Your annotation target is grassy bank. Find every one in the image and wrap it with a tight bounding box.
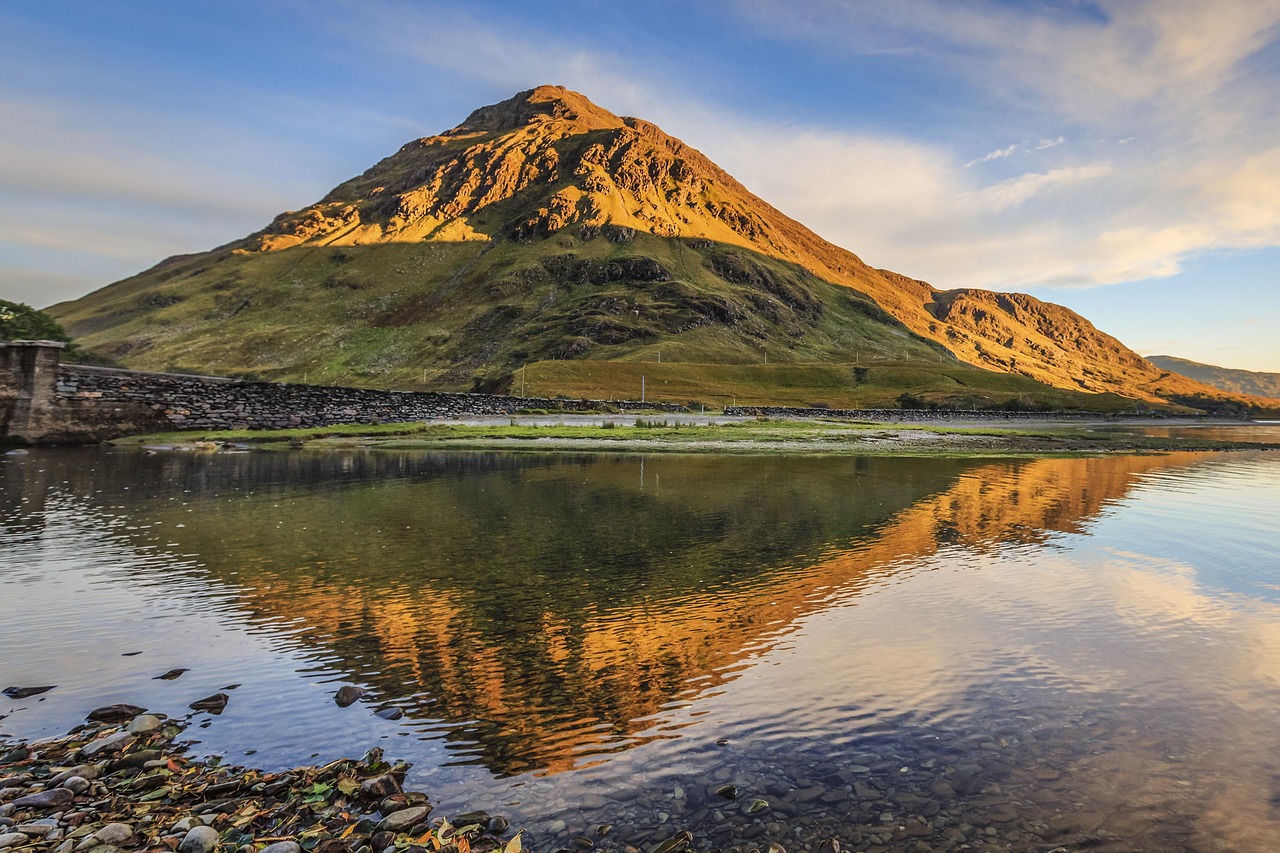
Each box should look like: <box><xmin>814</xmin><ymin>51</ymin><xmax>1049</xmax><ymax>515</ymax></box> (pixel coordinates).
<box><xmin>112</xmin><ymin>417</ymin><xmax>1280</xmax><ymax>457</ymax></box>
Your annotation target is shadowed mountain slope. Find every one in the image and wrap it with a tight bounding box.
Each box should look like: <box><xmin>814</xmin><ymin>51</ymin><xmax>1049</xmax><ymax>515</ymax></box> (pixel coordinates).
<box><xmin>1148</xmin><ymin>356</ymin><xmax>1280</xmax><ymax>400</ymax></box>
<box><xmin>51</xmin><ymin>85</ymin><xmax>1235</xmax><ymax>406</ymax></box>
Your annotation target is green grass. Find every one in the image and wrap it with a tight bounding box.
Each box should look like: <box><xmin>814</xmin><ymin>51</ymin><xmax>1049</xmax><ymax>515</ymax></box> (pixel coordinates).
<box><xmin>511</xmin><ymin>359</ymin><xmax>1160</xmax><ymax>412</ymax></box>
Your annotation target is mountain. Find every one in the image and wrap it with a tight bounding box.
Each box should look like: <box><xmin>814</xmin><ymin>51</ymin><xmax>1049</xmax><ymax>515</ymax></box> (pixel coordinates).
<box><xmin>51</xmin><ymin>85</ymin><xmax>1234</xmax><ymax>407</ymax></box>
<box><xmin>1148</xmin><ymin>355</ymin><xmax>1280</xmax><ymax>400</ymax></box>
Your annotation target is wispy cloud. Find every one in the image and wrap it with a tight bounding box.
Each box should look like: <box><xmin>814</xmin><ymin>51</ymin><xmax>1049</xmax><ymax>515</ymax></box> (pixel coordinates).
<box><xmin>965</xmin><ymin>143</ymin><xmax>1019</xmax><ymax>168</ymax></box>
<box><xmin>965</xmin><ymin>164</ymin><xmax>1114</xmax><ymax>213</ymax></box>
<box><xmin>1035</xmin><ymin>136</ymin><xmax>1065</xmax><ymax>150</ymax></box>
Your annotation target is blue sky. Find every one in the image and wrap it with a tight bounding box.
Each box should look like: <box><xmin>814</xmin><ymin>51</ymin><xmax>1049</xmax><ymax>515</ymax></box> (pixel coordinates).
<box><xmin>2</xmin><ymin>0</ymin><xmax>1278</xmax><ymax>370</ymax></box>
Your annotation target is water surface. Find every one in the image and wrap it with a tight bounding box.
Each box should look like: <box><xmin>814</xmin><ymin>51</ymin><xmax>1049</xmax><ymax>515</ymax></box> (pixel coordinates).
<box><xmin>4</xmin><ymin>446</ymin><xmax>1280</xmax><ymax>851</ymax></box>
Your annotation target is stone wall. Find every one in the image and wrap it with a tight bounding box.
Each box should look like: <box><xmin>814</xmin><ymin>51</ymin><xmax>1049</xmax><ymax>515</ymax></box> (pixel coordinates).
<box><xmin>1</xmin><ymin>341</ymin><xmax>685</xmax><ymax>445</ymax></box>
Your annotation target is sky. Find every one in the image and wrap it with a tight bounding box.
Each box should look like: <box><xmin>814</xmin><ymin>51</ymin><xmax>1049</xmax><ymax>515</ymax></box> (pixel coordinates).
<box><xmin>2</xmin><ymin>0</ymin><xmax>1278</xmax><ymax>371</ymax></box>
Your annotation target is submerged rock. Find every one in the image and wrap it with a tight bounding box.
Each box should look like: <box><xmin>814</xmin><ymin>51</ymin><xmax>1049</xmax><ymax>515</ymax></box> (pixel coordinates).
<box><xmin>188</xmin><ymin>693</ymin><xmax>229</xmax><ymax>713</ymax></box>
<box><xmin>1</xmin><ymin>686</ymin><xmax>55</xmax><ymax>699</ymax></box>
<box><xmin>86</xmin><ymin>704</ymin><xmax>146</xmax><ymax>722</ymax></box>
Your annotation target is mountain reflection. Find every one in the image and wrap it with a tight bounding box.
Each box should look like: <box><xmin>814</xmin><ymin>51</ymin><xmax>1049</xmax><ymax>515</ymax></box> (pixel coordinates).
<box><xmin>3</xmin><ymin>448</ymin><xmax>1211</xmax><ymax>776</ymax></box>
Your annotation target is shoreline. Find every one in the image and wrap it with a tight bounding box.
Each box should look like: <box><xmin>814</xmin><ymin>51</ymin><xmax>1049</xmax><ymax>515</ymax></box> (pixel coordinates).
<box><xmin>106</xmin><ymin>415</ymin><xmax>1280</xmax><ymax>457</ymax></box>
<box><xmin>0</xmin><ymin>714</ymin><xmax>520</xmax><ymax>853</ymax></box>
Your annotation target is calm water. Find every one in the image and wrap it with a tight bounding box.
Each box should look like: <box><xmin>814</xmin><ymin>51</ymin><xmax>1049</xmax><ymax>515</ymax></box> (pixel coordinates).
<box><xmin>4</xmin><ymin>444</ymin><xmax>1280</xmax><ymax>851</ymax></box>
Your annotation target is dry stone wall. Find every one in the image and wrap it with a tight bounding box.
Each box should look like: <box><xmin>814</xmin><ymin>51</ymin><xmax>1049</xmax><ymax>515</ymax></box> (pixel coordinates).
<box><xmin>2</xmin><ymin>341</ymin><xmax>686</xmax><ymax>444</ymax></box>
<box><xmin>51</xmin><ymin>365</ymin><xmax>685</xmax><ymax>434</ymax></box>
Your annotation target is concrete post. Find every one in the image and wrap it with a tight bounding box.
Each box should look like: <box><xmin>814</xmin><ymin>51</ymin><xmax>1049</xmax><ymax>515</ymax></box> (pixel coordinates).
<box><xmin>1</xmin><ymin>340</ymin><xmax>67</xmax><ymax>444</ymax></box>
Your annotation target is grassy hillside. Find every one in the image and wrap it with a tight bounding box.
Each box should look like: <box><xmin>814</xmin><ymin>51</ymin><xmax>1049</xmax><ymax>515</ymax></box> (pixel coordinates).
<box><xmin>52</xmin><ymin>233</ymin><xmax>954</xmax><ymax>391</ymax></box>
<box><xmin>508</xmin><ymin>359</ymin><xmax>1157</xmax><ymax>412</ymax></box>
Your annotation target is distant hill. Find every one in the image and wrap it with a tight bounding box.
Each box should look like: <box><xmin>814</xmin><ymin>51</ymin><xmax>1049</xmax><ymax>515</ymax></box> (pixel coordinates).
<box><xmin>1147</xmin><ymin>356</ymin><xmax>1280</xmax><ymax>400</ymax></box>
<box><xmin>50</xmin><ymin>85</ymin><xmax>1241</xmax><ymax>410</ymax></box>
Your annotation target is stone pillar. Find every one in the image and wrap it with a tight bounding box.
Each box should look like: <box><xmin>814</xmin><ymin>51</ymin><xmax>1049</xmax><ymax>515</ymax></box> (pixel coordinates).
<box><xmin>1</xmin><ymin>340</ymin><xmax>67</xmax><ymax>444</ymax></box>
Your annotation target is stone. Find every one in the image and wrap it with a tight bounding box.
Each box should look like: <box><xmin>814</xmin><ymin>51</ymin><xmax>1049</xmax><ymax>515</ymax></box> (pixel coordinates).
<box><xmin>177</xmin><ymin>825</ymin><xmax>220</xmax><ymax>853</ymax></box>
<box><xmin>127</xmin><ymin>715</ymin><xmax>164</xmax><ymax>735</ymax></box>
<box><xmin>360</xmin><ymin>774</ymin><xmax>399</xmax><ymax>798</ymax></box>
<box><xmin>86</xmin><ymin>704</ymin><xmax>146</xmax><ymax>723</ymax></box>
<box><xmin>376</xmin><ymin>806</ymin><xmax>431</xmax><ymax>832</ymax></box>
<box><xmin>2</xmin><ymin>686</ymin><xmax>56</xmax><ymax>699</ymax></box>
<box><xmin>12</xmin><ymin>788</ymin><xmax>74</xmax><ymax>809</ymax></box>
<box><xmin>374</xmin><ymin>707</ymin><xmax>403</xmax><ymax>720</ymax></box>
<box><xmin>92</xmin><ymin>824</ymin><xmax>134</xmax><ymax>845</ymax></box>
<box><xmin>80</xmin><ymin>731</ymin><xmax>134</xmax><ymax>758</ymax></box>
<box><xmin>169</xmin><ymin>817</ymin><xmax>198</xmax><ymax>834</ymax></box>
<box><xmin>61</xmin><ymin>776</ymin><xmax>91</xmax><ymax>794</ymax></box>
<box><xmin>50</xmin><ymin>766</ymin><xmax>99</xmax><ymax>786</ymax></box>
<box><xmin>16</xmin><ymin>822</ymin><xmax>57</xmax><ymax>837</ymax></box>
<box><xmin>0</xmin><ymin>833</ymin><xmax>27</xmax><ymax>849</ymax></box>
<box><xmin>188</xmin><ymin>693</ymin><xmax>228</xmax><ymax>714</ymax></box>
<box><xmin>261</xmin><ymin>843</ymin><xmax>302</xmax><ymax>853</ymax></box>
<box><xmin>334</xmin><ymin>686</ymin><xmax>366</xmax><ymax>707</ymax></box>
<box><xmin>154</xmin><ymin>669</ymin><xmax>189</xmax><ymax>681</ymax></box>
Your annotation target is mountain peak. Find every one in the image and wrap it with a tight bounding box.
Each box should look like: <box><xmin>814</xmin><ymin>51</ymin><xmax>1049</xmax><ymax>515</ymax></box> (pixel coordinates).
<box><xmin>457</xmin><ymin>85</ymin><xmax>624</xmax><ymax>134</ymax></box>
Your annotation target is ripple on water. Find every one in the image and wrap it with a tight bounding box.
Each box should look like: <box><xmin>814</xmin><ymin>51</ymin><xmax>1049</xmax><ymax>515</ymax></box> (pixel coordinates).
<box><xmin>5</xmin><ymin>448</ymin><xmax>1280</xmax><ymax>850</ymax></box>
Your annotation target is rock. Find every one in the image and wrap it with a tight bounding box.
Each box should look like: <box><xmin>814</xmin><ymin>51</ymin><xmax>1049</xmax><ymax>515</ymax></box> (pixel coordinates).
<box><xmin>715</xmin><ymin>784</ymin><xmax>737</xmax><ymax>801</ymax></box>
<box><xmin>12</xmin><ymin>788</ymin><xmax>74</xmax><ymax>809</ymax></box>
<box><xmin>334</xmin><ymin>686</ymin><xmax>366</xmax><ymax>707</ymax></box>
<box><xmin>260</xmin><ymin>843</ymin><xmax>301</xmax><ymax>853</ymax></box>
<box><xmin>647</xmin><ymin>831</ymin><xmax>692</xmax><ymax>853</ymax></box>
<box><xmin>2</xmin><ymin>686</ymin><xmax>56</xmax><ymax>699</ymax></box>
<box><xmin>61</xmin><ymin>776</ymin><xmax>91</xmax><ymax>794</ymax></box>
<box><xmin>376</xmin><ymin>806</ymin><xmax>431</xmax><ymax>832</ymax></box>
<box><xmin>359</xmin><ymin>774</ymin><xmax>400</xmax><ymax>798</ymax></box>
<box><xmin>79</xmin><ymin>731</ymin><xmax>134</xmax><ymax>758</ymax></box>
<box><xmin>378</xmin><ymin>792</ymin><xmax>427</xmax><ymax>813</ymax></box>
<box><xmin>126</xmin><ymin>714</ymin><xmax>164</xmax><ymax>735</ymax></box>
<box><xmin>488</xmin><ymin>816</ymin><xmax>509</xmax><ymax>834</ymax></box>
<box><xmin>169</xmin><ymin>817</ymin><xmax>198</xmax><ymax>834</ymax></box>
<box><xmin>374</xmin><ymin>707</ymin><xmax>403</xmax><ymax>720</ymax></box>
<box><xmin>454</xmin><ymin>811</ymin><xmax>489</xmax><ymax>827</ymax></box>
<box><xmin>92</xmin><ymin>824</ymin><xmax>134</xmax><ymax>846</ymax></box>
<box><xmin>16</xmin><ymin>822</ymin><xmax>57</xmax><ymax>837</ymax></box>
<box><xmin>0</xmin><ymin>833</ymin><xmax>28</xmax><ymax>849</ymax></box>
<box><xmin>154</xmin><ymin>668</ymin><xmax>189</xmax><ymax>681</ymax></box>
<box><xmin>188</xmin><ymin>693</ymin><xmax>228</xmax><ymax>714</ymax></box>
<box><xmin>50</xmin><ymin>766</ymin><xmax>99</xmax><ymax>786</ymax></box>
<box><xmin>177</xmin><ymin>825</ymin><xmax>220</xmax><ymax>853</ymax></box>
<box><xmin>86</xmin><ymin>704</ymin><xmax>146</xmax><ymax>723</ymax></box>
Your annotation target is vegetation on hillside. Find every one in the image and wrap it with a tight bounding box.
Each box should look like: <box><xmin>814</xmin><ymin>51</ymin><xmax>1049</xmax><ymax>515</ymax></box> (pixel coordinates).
<box><xmin>1</xmin><ymin>299</ymin><xmax>74</xmax><ymax>343</ymax></box>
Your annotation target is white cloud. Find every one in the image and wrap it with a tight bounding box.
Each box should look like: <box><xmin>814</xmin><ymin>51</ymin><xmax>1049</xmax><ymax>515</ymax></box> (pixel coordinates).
<box><xmin>1035</xmin><ymin>137</ymin><xmax>1065</xmax><ymax>150</ymax></box>
<box><xmin>965</xmin><ymin>143</ymin><xmax>1019</xmax><ymax>168</ymax></box>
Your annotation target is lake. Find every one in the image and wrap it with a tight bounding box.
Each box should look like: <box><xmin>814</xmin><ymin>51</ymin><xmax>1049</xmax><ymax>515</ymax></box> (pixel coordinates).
<box><xmin>4</xmin><ymin>444</ymin><xmax>1280</xmax><ymax>851</ymax></box>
